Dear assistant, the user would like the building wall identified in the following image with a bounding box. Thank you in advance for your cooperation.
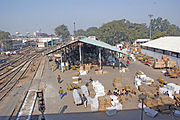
[37,42,46,48]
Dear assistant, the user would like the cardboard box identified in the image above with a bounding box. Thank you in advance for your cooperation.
[95,70,103,74]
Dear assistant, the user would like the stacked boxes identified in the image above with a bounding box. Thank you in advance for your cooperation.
[98,96,112,111]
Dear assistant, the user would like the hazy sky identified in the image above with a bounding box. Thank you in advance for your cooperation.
[0,0,179,35]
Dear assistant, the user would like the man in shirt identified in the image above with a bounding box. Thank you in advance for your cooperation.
[59,87,64,99]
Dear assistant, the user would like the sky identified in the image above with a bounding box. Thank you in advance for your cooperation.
[0,0,180,35]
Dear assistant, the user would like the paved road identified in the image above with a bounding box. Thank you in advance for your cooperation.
[40,57,180,120]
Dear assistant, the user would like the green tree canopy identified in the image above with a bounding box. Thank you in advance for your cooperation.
[55,24,70,39]
[151,17,180,38]
[86,27,99,36]
[75,29,86,36]
[0,31,10,40]
[98,19,148,45]
[54,17,180,45]
[0,30,11,50]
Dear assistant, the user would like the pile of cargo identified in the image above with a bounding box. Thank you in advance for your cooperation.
[134,71,154,89]
[159,83,180,99]
[98,96,112,111]
[153,59,166,69]
[154,55,176,69]
[92,80,106,98]
[134,71,180,113]
[144,95,176,113]
[112,77,122,89]
[173,66,180,74]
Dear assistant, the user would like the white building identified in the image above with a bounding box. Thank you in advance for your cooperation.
[141,36,180,66]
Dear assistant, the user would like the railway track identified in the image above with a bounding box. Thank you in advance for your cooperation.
[0,54,38,101]
[0,54,36,81]
[0,47,36,77]
[9,55,44,120]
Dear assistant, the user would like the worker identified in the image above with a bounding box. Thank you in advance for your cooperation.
[82,94,88,108]
[131,88,136,95]
[119,62,122,69]
[65,62,69,70]
[117,90,121,96]
[111,99,116,107]
[126,60,129,66]
[89,77,93,83]
[61,62,65,72]
[113,88,118,95]
[57,75,61,84]
[51,65,55,72]
[59,87,64,99]
[58,60,61,70]
[6,66,9,71]
[164,91,169,96]
[113,62,115,69]
[121,89,126,95]
[107,90,112,95]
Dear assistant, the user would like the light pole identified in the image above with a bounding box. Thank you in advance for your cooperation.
[74,22,76,36]
[148,14,153,40]
[139,93,147,120]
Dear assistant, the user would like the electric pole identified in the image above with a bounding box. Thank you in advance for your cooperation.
[148,14,153,40]
[74,22,76,36]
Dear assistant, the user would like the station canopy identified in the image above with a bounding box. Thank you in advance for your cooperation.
[141,36,180,53]
[49,38,127,55]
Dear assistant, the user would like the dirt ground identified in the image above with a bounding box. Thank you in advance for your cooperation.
[36,57,180,120]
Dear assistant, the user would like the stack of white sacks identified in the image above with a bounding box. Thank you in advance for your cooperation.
[159,83,180,99]
[92,80,106,98]
[89,80,106,111]
[79,70,87,75]
[81,85,89,97]
[73,89,82,105]
[134,71,154,89]
[109,95,122,110]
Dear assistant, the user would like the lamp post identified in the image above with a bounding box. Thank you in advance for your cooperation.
[148,14,153,40]
[138,93,147,120]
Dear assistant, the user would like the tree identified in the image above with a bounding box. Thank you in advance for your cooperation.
[86,27,99,37]
[74,29,86,36]
[151,17,180,39]
[0,31,11,50]
[55,24,70,40]
[97,19,148,45]
[0,31,10,40]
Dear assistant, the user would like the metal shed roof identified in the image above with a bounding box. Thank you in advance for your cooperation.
[141,36,180,53]
[47,38,127,55]
[79,38,127,54]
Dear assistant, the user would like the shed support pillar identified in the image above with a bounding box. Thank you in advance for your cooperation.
[99,48,102,70]
[79,44,82,66]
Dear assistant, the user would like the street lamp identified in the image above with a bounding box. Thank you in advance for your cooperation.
[138,93,147,120]
[148,14,153,40]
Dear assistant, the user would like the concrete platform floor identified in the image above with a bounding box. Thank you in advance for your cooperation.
[40,57,180,120]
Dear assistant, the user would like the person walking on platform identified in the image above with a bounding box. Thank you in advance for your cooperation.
[126,60,129,67]
[59,87,64,99]
[82,94,87,108]
[113,62,115,69]
[57,75,61,84]
[51,65,55,72]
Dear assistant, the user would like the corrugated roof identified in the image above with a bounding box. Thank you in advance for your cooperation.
[79,38,127,54]
[47,38,127,55]
[142,36,180,53]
